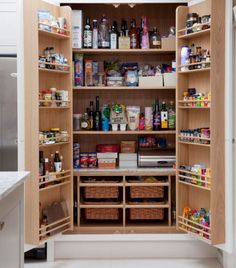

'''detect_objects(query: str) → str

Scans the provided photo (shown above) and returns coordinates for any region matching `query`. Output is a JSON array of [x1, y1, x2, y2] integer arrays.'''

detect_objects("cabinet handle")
[[0, 221, 5, 231]]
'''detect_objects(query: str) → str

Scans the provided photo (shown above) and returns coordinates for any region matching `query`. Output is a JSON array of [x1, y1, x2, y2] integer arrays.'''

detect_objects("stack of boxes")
[[97, 153, 118, 169]]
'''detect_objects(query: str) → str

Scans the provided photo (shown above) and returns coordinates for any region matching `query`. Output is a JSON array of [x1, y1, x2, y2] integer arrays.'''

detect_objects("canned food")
[[88, 152, 97, 168]]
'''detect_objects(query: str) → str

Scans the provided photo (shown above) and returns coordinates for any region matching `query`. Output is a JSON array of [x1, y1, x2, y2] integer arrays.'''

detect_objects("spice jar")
[[201, 15, 211, 29], [60, 130, 69, 142], [186, 13, 199, 34], [51, 128, 60, 142]]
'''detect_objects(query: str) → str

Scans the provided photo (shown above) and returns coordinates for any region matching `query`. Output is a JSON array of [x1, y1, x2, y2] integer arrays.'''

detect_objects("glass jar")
[[201, 15, 211, 29], [60, 130, 69, 142], [186, 13, 199, 34]]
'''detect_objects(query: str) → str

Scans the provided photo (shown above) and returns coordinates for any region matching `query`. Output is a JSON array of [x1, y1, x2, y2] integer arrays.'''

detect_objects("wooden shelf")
[[178, 106, 210, 109], [178, 28, 211, 39], [178, 216, 211, 244], [80, 204, 123, 208], [125, 182, 169, 186], [38, 68, 70, 74], [178, 68, 211, 74], [178, 169, 211, 180], [73, 130, 176, 135], [74, 86, 175, 91], [39, 106, 70, 110], [38, 29, 70, 39], [39, 141, 70, 148], [178, 141, 211, 147], [178, 61, 211, 68], [126, 203, 169, 208], [73, 48, 175, 54], [178, 22, 211, 34], [74, 168, 176, 177], [80, 182, 123, 187], [179, 179, 211, 191], [39, 180, 71, 192]]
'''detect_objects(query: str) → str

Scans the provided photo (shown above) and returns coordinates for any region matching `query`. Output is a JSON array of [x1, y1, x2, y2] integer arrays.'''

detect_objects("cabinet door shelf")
[[178, 140, 211, 147], [178, 68, 211, 74], [38, 29, 70, 39], [39, 216, 71, 241], [178, 179, 211, 191], [39, 170, 71, 190], [178, 216, 211, 244], [178, 28, 211, 39], [178, 22, 211, 34], [39, 141, 70, 148]]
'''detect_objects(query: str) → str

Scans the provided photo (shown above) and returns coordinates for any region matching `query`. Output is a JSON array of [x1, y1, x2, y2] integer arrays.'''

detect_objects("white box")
[[119, 161, 137, 168], [139, 75, 163, 87], [161, 37, 175, 50], [163, 73, 176, 87], [72, 10, 82, 49], [97, 153, 118, 159], [119, 153, 137, 161]]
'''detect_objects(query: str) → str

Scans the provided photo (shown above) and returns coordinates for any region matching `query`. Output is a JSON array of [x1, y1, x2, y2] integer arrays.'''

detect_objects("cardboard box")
[[74, 53, 83, 87], [163, 73, 176, 87], [161, 37, 176, 50], [72, 10, 82, 48], [121, 141, 136, 153], [98, 159, 116, 169], [97, 153, 118, 159], [85, 60, 93, 86], [139, 75, 163, 87]]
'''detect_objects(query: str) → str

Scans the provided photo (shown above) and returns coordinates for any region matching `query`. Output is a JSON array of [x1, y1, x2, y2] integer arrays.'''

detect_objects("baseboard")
[[53, 234, 218, 260]]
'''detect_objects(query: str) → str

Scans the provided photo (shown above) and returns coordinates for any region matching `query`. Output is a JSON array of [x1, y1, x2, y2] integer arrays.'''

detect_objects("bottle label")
[[161, 111, 168, 129], [93, 30, 98, 49], [153, 40, 161, 46], [168, 114, 176, 129], [110, 33, 117, 49], [84, 31, 92, 47], [81, 121, 88, 129], [153, 113, 161, 128], [130, 35, 137, 48]]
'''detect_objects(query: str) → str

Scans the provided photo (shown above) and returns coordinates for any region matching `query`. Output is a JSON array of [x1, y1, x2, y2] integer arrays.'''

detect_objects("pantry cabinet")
[[23, 0, 226, 247]]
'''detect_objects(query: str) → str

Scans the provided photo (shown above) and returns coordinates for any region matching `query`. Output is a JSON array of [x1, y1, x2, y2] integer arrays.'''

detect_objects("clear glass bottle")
[[150, 27, 161, 49], [98, 14, 110, 48], [92, 19, 98, 49], [168, 101, 176, 130], [83, 16, 92, 48], [81, 113, 90, 130]]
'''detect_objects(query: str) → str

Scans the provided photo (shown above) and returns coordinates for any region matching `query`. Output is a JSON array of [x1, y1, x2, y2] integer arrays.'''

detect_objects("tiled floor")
[[25, 258, 222, 268]]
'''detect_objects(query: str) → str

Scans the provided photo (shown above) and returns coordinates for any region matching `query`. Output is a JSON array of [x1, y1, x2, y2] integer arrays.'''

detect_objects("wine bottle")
[[83, 16, 92, 48], [54, 151, 62, 172], [89, 101, 94, 129], [94, 96, 101, 131], [153, 100, 161, 130], [161, 101, 168, 129], [39, 151, 45, 176]]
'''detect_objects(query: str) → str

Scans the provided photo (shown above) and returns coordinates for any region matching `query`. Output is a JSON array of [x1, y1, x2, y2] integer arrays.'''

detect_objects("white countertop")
[[0, 172, 29, 201]]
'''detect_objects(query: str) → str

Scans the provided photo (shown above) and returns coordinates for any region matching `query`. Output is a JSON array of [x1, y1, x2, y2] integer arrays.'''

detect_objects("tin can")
[[88, 152, 97, 168], [73, 143, 80, 169], [80, 153, 88, 168]]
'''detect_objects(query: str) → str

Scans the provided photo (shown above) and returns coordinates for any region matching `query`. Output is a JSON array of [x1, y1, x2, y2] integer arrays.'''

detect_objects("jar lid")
[[51, 128, 60, 132]]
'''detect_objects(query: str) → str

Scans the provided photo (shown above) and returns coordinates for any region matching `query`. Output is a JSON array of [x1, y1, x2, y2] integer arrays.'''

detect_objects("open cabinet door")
[[23, 0, 73, 245], [176, 0, 225, 245]]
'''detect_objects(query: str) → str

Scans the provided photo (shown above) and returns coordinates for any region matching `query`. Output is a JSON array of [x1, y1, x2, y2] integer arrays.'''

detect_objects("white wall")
[[0, 0, 17, 54]]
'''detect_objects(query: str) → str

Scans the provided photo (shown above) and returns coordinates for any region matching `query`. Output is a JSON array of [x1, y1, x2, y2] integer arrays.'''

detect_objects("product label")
[[81, 121, 88, 129], [110, 33, 117, 49], [84, 31, 92, 47], [153, 113, 161, 128], [161, 111, 168, 129], [153, 40, 161, 46], [130, 35, 137, 48]]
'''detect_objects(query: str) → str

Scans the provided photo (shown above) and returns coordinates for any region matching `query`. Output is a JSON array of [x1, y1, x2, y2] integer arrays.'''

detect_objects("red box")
[[96, 144, 120, 153]]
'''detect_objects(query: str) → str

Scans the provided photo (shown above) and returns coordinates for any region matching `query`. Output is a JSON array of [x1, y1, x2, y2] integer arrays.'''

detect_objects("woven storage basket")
[[85, 208, 119, 220], [84, 186, 119, 199], [130, 186, 164, 199], [129, 208, 164, 220]]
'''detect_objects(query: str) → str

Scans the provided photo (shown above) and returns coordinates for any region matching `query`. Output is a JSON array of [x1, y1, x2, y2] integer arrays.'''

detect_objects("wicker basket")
[[84, 186, 119, 199], [85, 208, 119, 220], [130, 186, 164, 199], [129, 208, 164, 220]]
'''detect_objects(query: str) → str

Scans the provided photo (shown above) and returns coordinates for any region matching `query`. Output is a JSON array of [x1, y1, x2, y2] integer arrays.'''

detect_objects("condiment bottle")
[[129, 19, 138, 49], [141, 16, 149, 49], [54, 151, 62, 172], [92, 20, 98, 49], [160, 101, 168, 129], [168, 101, 176, 130], [110, 21, 118, 49]]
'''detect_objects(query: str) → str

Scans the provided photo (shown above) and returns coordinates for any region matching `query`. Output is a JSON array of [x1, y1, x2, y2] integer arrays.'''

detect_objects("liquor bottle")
[[141, 16, 149, 49], [110, 21, 118, 49], [98, 14, 110, 48], [83, 16, 92, 48], [150, 27, 161, 49], [54, 151, 62, 173], [168, 101, 176, 130], [92, 19, 98, 49], [89, 101, 94, 129], [81, 112, 90, 130], [160, 101, 168, 129], [94, 96, 101, 130], [153, 100, 161, 130], [39, 151, 45, 176], [129, 19, 138, 49], [121, 19, 127, 35]]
